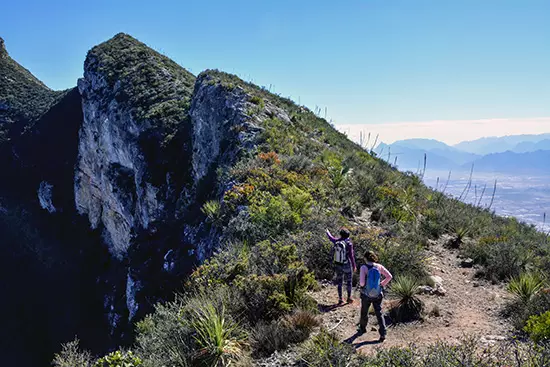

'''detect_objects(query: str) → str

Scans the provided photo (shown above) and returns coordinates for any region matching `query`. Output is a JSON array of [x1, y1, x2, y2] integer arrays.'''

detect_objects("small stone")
[[429, 275, 444, 287], [461, 258, 474, 268], [473, 282, 480, 287], [434, 286, 447, 296], [419, 285, 434, 294]]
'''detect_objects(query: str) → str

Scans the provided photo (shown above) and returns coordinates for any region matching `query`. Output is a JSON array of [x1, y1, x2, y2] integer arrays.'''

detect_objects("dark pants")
[[334, 264, 352, 301], [359, 293, 386, 336]]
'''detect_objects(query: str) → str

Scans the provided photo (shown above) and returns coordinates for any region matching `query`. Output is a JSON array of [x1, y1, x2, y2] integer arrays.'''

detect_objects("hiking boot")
[[379, 334, 386, 342], [337, 299, 344, 305], [356, 326, 366, 335], [346, 297, 354, 304]]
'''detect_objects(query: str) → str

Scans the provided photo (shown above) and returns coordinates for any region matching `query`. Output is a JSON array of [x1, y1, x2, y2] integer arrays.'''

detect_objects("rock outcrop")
[[0, 33, 269, 366]]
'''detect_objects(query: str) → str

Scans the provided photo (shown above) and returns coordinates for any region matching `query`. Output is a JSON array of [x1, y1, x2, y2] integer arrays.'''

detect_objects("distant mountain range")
[[453, 133, 550, 155], [375, 134, 550, 173]]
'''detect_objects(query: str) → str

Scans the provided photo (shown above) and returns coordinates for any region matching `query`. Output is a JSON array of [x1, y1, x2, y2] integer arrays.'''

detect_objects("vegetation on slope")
[[86, 33, 195, 134], [0, 37, 64, 140], [56, 67, 550, 364]]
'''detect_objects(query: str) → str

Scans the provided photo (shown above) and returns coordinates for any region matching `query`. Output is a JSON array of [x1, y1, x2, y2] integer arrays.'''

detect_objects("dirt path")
[[311, 242, 512, 354]]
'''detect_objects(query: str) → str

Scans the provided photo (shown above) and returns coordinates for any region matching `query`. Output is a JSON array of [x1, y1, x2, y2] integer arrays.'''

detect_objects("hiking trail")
[[311, 240, 512, 354]]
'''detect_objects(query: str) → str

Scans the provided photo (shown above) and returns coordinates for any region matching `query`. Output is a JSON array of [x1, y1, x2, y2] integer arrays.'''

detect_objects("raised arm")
[[325, 229, 337, 243]]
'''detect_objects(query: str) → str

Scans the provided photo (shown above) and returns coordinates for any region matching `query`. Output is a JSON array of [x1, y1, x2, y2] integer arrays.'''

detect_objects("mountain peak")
[[85, 33, 195, 93]]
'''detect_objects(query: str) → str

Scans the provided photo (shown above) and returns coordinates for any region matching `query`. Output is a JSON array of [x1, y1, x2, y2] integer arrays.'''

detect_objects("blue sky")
[[2, 0, 549, 143]]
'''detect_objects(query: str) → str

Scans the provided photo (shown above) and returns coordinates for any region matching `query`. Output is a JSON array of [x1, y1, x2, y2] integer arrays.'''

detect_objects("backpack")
[[333, 240, 348, 265], [362, 264, 382, 299]]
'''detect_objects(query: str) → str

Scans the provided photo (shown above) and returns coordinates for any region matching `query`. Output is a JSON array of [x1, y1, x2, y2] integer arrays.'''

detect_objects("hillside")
[[1, 34, 549, 366], [0, 37, 64, 141]]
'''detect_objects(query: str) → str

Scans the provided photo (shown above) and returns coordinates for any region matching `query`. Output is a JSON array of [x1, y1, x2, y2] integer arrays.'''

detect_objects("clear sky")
[[2, 0, 549, 144]]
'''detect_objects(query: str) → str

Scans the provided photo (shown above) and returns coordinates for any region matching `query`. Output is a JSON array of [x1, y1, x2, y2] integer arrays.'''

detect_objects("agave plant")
[[190, 303, 247, 367], [390, 275, 424, 323], [201, 200, 222, 224], [507, 273, 546, 305]]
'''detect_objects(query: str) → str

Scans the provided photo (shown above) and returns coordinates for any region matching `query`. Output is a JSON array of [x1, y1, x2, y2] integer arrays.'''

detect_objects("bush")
[[283, 154, 313, 174], [190, 303, 248, 367], [508, 273, 546, 305], [298, 330, 356, 367], [237, 266, 316, 323], [250, 310, 319, 357], [135, 299, 194, 367], [202, 200, 222, 224], [189, 242, 250, 289], [361, 337, 550, 366], [525, 311, 550, 343], [52, 339, 93, 367], [389, 275, 424, 323], [94, 351, 142, 367], [367, 239, 427, 280], [485, 241, 529, 281]]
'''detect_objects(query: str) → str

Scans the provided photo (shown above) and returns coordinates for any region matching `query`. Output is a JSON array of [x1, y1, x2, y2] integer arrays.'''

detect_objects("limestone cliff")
[[0, 33, 270, 365]]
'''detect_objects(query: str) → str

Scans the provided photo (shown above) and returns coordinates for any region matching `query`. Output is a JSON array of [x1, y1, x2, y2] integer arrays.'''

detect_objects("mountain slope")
[[0, 37, 64, 141]]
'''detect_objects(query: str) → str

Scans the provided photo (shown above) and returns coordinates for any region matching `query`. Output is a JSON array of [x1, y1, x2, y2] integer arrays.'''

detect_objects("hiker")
[[326, 227, 356, 305], [357, 250, 392, 341]]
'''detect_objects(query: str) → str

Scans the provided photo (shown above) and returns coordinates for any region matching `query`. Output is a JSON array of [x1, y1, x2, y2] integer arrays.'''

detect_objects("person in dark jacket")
[[326, 227, 356, 304]]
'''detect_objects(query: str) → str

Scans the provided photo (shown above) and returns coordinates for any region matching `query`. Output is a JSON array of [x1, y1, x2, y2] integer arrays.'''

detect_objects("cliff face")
[[0, 33, 270, 365], [71, 35, 268, 335], [75, 34, 195, 258]]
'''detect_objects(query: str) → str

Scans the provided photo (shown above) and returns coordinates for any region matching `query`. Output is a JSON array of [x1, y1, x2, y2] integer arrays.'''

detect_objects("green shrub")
[[237, 265, 316, 323], [363, 346, 417, 366], [390, 276, 424, 323], [249, 189, 311, 234], [250, 321, 290, 358], [202, 200, 222, 224], [283, 155, 313, 174], [52, 339, 92, 367], [135, 299, 194, 367], [368, 239, 427, 280], [298, 330, 356, 367], [250, 310, 319, 357], [525, 311, 550, 343], [94, 350, 142, 367], [485, 241, 528, 281], [189, 242, 250, 288], [250, 240, 299, 275], [190, 303, 247, 367], [297, 229, 339, 280], [508, 273, 546, 305], [249, 95, 265, 108]]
